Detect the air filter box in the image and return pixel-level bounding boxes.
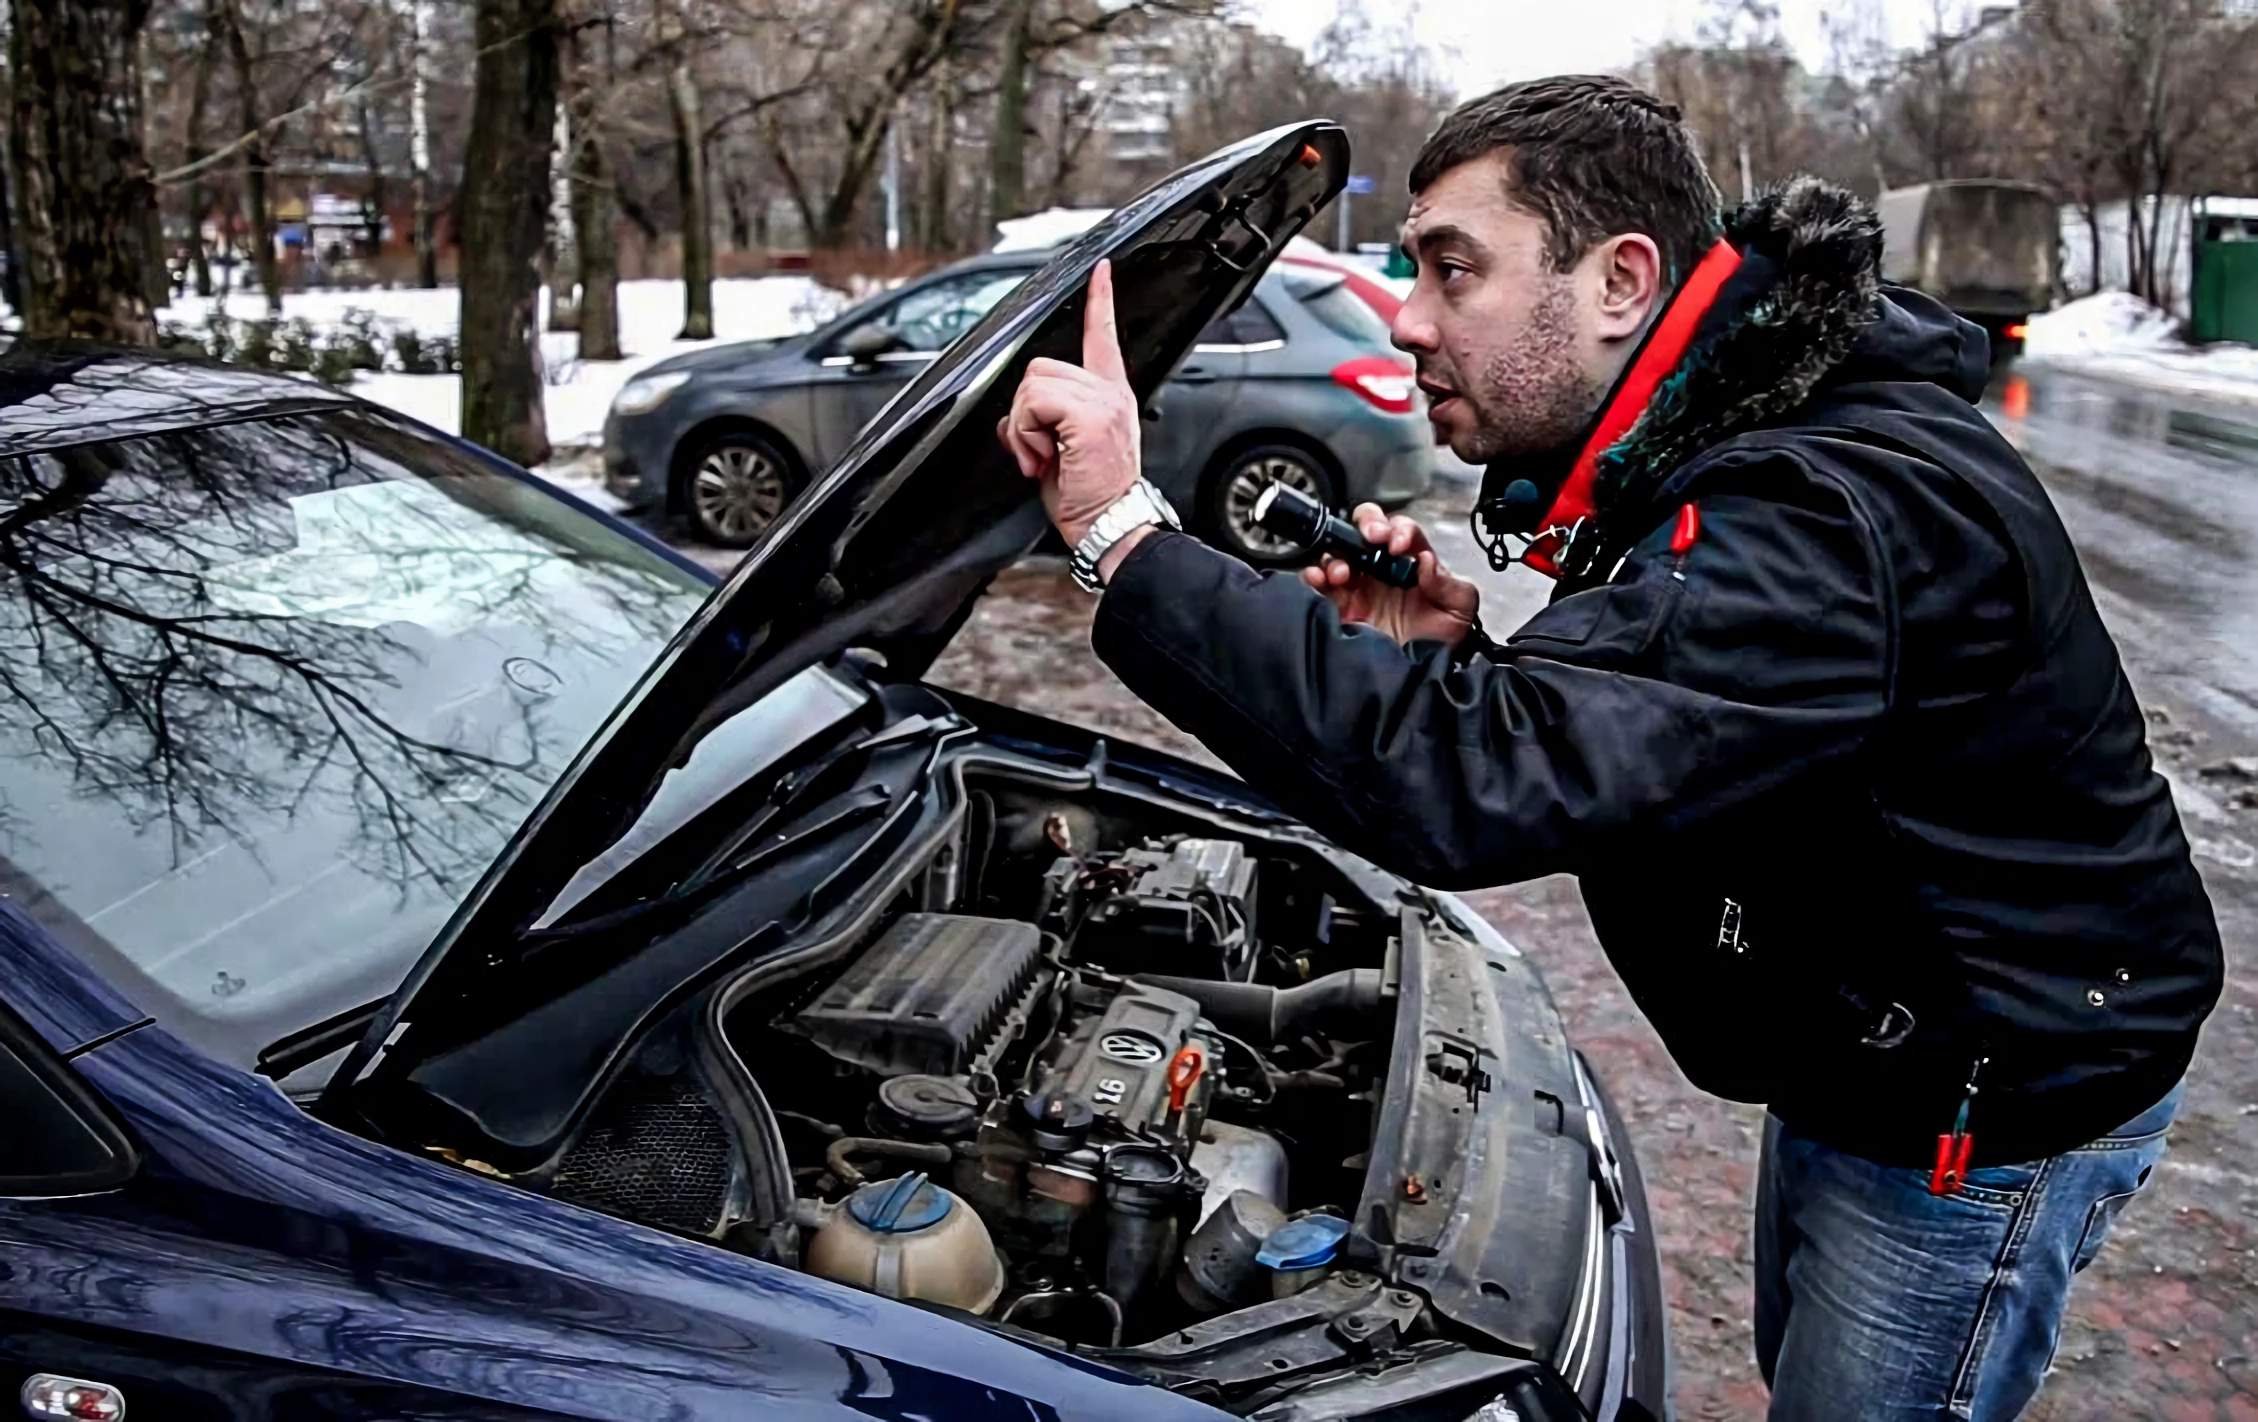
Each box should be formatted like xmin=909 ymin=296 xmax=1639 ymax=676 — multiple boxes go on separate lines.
xmin=793 ymin=914 xmax=1043 ymax=1076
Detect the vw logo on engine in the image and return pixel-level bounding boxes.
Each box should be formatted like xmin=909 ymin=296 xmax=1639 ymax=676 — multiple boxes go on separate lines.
xmin=1098 ymin=1032 xmax=1165 ymax=1065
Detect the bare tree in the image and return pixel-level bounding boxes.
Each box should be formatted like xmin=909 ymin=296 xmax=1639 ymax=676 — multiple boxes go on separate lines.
xmin=662 ymin=3 xmax=714 ymax=339
xmin=2005 ymin=0 xmax=2258 ymax=307
xmin=408 ymin=0 xmax=440 ymax=286
xmin=213 ymin=0 xmax=284 ymax=316
xmin=9 ymin=0 xmax=163 ymax=343
xmin=183 ymin=19 xmax=221 ymax=298
xmin=546 ymin=86 xmax=581 ymax=331
xmin=987 ymin=0 xmax=1036 ymax=227
xmin=458 ymin=0 xmax=560 ymax=466
xmin=567 ymin=6 xmax=621 ymax=358
xmin=758 ymin=0 xmax=978 ymax=249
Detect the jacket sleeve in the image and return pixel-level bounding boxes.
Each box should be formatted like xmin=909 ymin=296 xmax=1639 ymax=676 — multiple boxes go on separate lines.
xmin=1090 ymin=478 xmax=1892 ymax=890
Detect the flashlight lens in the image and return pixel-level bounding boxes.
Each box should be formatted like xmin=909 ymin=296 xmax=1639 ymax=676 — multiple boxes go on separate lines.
xmin=1253 ymin=481 xmax=1325 ymax=544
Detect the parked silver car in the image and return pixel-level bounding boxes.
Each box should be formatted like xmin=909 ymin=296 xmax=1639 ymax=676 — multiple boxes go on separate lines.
xmin=602 ymin=252 xmax=1433 ymax=553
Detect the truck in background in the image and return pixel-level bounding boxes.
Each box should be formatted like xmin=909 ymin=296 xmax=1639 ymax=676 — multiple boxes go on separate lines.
xmin=1878 ymin=180 xmax=2061 ymax=364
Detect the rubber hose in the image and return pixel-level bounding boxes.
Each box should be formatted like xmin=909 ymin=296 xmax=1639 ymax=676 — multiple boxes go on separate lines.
xmin=1129 ymin=968 xmax=1388 ymax=1043
xmin=825 ymin=1136 xmax=954 ymax=1189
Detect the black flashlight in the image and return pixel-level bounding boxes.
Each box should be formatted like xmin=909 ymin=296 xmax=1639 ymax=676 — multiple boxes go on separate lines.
xmin=1252 ymin=482 xmax=1419 ymax=589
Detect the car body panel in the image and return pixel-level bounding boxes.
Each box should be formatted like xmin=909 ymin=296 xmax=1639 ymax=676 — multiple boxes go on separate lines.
xmin=0 ymin=898 xmax=149 ymax=1057
xmin=0 ymin=951 xmax=1225 ymax=1419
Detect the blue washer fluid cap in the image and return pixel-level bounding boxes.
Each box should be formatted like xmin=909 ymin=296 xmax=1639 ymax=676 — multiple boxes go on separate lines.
xmin=1256 ymin=1215 xmax=1351 ymax=1271
xmin=847 ymin=1172 xmax=953 ymax=1234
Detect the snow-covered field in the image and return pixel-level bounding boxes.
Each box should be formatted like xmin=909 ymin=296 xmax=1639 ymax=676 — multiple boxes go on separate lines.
xmin=146 ymin=276 xmax=852 ymax=455
xmin=2024 ymin=292 xmax=2258 ymax=405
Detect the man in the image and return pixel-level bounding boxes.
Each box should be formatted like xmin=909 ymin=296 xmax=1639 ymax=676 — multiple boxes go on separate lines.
xmin=1000 ymin=77 xmax=2223 ymax=1418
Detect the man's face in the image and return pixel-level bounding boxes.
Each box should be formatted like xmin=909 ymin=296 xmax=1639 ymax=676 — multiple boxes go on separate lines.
xmin=1391 ymin=155 xmax=1611 ymax=466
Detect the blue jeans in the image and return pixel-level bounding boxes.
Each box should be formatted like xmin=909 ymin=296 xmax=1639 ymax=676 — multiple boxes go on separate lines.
xmin=1755 ymin=1082 xmax=2180 ymax=1420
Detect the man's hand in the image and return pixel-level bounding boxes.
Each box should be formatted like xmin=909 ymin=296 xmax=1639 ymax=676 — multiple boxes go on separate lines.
xmin=998 ymin=258 xmax=1142 ymax=549
xmin=1303 ymin=504 xmax=1481 ymax=648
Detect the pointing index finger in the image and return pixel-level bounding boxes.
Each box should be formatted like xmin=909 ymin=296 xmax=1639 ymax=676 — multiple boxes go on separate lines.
xmin=1082 ymin=258 xmax=1128 ymax=384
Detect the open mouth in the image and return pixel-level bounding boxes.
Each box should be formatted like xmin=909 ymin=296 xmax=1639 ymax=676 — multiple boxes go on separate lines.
xmin=1417 ymin=379 xmax=1461 ymax=419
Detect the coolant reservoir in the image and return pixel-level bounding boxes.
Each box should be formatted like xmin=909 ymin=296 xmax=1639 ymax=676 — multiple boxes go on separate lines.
xmin=806 ymin=1172 xmax=1005 ymax=1314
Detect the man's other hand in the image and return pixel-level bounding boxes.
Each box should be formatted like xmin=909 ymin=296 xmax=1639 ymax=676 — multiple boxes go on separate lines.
xmin=998 ymin=258 xmax=1142 ymax=548
xmin=1304 ymin=504 xmax=1480 ymax=648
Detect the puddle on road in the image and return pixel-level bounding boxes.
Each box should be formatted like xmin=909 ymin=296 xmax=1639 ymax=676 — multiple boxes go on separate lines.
xmin=1992 ymin=369 xmax=2258 ymax=468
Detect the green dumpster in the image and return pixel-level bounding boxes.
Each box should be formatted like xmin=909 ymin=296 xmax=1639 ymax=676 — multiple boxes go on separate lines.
xmin=2192 ymin=239 xmax=2258 ymax=345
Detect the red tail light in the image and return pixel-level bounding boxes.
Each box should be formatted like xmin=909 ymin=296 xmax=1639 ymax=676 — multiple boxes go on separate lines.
xmin=1331 ymin=356 xmax=1417 ymax=415
xmin=2003 ymin=322 xmax=2028 ymax=342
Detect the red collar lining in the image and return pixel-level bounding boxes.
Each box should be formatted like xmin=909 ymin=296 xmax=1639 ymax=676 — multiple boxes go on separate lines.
xmin=1521 ymin=239 xmax=1743 ymax=577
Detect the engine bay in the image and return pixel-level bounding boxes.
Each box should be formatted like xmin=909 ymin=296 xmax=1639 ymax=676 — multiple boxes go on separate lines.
xmin=762 ymin=804 xmax=1400 ymax=1348
xmin=540 ymin=772 xmax=1407 ymax=1354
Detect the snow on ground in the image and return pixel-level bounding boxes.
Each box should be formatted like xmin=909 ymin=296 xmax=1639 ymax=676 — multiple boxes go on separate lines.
xmin=2024 ymin=291 xmax=2258 ymax=406
xmin=152 ymin=276 xmax=851 ymax=456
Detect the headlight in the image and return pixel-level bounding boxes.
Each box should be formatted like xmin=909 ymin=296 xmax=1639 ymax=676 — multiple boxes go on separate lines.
xmin=612 ymin=370 xmax=692 ymax=415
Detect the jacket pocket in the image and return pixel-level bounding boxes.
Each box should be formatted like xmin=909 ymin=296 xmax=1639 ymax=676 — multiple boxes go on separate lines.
xmin=1507 ymin=556 xmax=1684 ymax=661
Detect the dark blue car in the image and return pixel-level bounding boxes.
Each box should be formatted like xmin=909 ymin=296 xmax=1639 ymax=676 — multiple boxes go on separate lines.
xmin=0 ymin=125 xmax=1668 ymax=1421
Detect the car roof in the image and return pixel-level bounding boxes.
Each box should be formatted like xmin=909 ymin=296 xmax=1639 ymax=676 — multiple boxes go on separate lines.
xmin=0 ymin=344 xmax=355 ymax=457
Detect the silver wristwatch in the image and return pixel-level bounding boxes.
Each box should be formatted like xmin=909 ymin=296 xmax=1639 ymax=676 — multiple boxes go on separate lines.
xmin=1069 ymin=478 xmax=1181 ymax=593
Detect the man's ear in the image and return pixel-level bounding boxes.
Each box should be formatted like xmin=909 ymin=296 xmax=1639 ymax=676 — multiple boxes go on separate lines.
xmin=1592 ymin=233 xmax=1665 ymax=342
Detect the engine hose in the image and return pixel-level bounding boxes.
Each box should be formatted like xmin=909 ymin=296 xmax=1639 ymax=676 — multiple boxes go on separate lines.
xmin=825 ymin=1136 xmax=954 ymax=1189
xmin=1130 ymin=968 xmax=1389 ymax=1044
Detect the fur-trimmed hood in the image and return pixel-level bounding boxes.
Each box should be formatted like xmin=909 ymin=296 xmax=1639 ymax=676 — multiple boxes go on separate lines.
xmin=1481 ymin=178 xmax=1991 ymax=576
xmin=1589 ymin=178 xmax=1886 ymax=520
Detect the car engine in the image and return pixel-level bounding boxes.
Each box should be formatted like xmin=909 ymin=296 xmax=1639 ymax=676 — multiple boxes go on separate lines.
xmin=725 ymin=822 xmax=1399 ymax=1348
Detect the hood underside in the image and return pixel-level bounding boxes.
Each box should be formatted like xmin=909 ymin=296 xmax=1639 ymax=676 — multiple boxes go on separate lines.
xmin=336 ymin=123 xmax=1349 ymax=1096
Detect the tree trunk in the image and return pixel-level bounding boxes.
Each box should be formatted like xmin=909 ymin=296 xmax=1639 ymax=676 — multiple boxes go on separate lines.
xmin=545 ymin=91 xmax=579 ymax=330
xmin=725 ymin=174 xmax=752 ymax=250
xmin=2143 ymin=184 xmax=2171 ymax=310
xmin=7 ymin=0 xmax=161 ymax=343
xmin=186 ymin=20 xmax=216 ymax=297
xmin=988 ymin=0 xmax=1034 ymax=230
xmin=567 ymin=19 xmax=619 ymax=359
xmin=459 ymin=0 xmax=558 ymax=467
xmin=218 ymin=0 xmax=281 ymax=316
xmin=668 ymin=59 xmax=712 ymax=339
xmin=141 ymin=194 xmax=171 ymax=310
xmin=816 ymin=110 xmax=896 ymax=249
xmin=2125 ymin=193 xmax=2147 ymax=304
xmin=2080 ymin=197 xmax=2101 ymax=298
xmin=0 ymin=128 xmax=22 ymax=313
xmin=356 ymin=96 xmax=390 ymax=257
xmin=409 ymin=0 xmax=439 ymax=287
xmin=923 ymin=58 xmax=953 ymax=250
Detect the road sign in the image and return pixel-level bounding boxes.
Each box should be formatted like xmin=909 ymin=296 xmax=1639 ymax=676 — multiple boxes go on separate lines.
xmin=1344 ymin=175 xmax=1377 ymax=196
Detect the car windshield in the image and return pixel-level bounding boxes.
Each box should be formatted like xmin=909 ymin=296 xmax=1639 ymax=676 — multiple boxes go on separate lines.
xmin=856 ymin=268 xmax=1033 ymax=354
xmin=0 ymin=406 xmax=851 ymax=1071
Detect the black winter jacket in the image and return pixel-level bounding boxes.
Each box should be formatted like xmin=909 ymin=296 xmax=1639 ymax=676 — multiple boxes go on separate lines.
xmin=1093 ymin=180 xmax=2223 ymax=1167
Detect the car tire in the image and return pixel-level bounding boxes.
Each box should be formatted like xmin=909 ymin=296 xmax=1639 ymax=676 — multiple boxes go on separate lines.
xmin=679 ymin=429 xmax=802 ymax=548
xmin=1202 ymin=442 xmax=1340 ymax=566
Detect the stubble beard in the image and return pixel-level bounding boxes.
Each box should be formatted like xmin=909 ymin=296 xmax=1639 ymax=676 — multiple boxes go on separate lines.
xmin=1454 ymin=275 xmax=1605 ymax=468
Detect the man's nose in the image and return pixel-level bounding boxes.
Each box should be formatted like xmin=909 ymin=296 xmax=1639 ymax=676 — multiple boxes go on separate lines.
xmin=1390 ymin=297 xmax=1436 ymax=357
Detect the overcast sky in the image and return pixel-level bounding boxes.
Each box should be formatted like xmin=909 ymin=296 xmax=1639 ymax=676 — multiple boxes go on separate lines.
xmin=1241 ymin=0 xmax=1958 ymax=99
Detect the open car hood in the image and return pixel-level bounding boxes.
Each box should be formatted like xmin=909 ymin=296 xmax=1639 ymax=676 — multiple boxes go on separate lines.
xmin=333 ymin=123 xmax=1347 ymax=1098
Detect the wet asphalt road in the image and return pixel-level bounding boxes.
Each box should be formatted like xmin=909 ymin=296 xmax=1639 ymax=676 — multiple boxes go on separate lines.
xmin=639 ymin=367 xmax=2258 ymax=1418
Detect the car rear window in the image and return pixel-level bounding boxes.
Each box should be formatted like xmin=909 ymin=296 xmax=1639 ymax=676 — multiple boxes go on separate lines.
xmin=1196 ymin=300 xmax=1285 ymax=348
xmin=1295 ymin=276 xmax=1394 ymax=351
